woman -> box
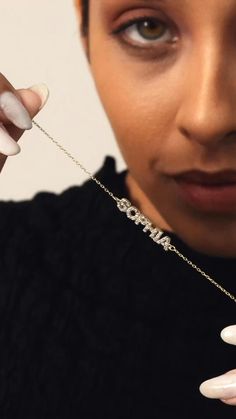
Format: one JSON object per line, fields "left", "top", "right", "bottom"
{"left": 1, "top": 0, "right": 236, "bottom": 417}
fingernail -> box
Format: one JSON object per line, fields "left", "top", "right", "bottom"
{"left": 199, "top": 374, "right": 236, "bottom": 399}
{"left": 28, "top": 83, "right": 49, "bottom": 111}
{"left": 221, "top": 325, "right": 236, "bottom": 345}
{"left": 0, "top": 123, "right": 20, "bottom": 156}
{"left": 0, "top": 91, "right": 32, "bottom": 130}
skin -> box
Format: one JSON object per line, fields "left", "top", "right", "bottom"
{"left": 0, "top": 73, "right": 42, "bottom": 171}
{"left": 75, "top": 0, "right": 236, "bottom": 258}
{"left": 75, "top": 0, "right": 236, "bottom": 406}
{"left": 212, "top": 369, "right": 236, "bottom": 406}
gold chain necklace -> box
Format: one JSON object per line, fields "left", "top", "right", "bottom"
{"left": 32, "top": 119, "right": 236, "bottom": 304}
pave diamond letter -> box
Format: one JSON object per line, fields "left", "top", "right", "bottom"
{"left": 116, "top": 196, "right": 172, "bottom": 251}
{"left": 134, "top": 214, "right": 150, "bottom": 226}
{"left": 126, "top": 206, "right": 140, "bottom": 221}
{"left": 117, "top": 198, "right": 131, "bottom": 212}
{"left": 157, "top": 236, "right": 171, "bottom": 251}
{"left": 152, "top": 230, "right": 164, "bottom": 242}
{"left": 143, "top": 222, "right": 161, "bottom": 238}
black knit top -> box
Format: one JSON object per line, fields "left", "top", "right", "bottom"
{"left": 1, "top": 155, "right": 236, "bottom": 418}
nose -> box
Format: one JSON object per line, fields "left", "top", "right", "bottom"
{"left": 175, "top": 40, "right": 236, "bottom": 147}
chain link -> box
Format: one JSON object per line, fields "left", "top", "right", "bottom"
{"left": 168, "top": 245, "right": 236, "bottom": 303}
{"left": 32, "top": 120, "right": 119, "bottom": 203}
{"left": 32, "top": 119, "right": 236, "bottom": 304}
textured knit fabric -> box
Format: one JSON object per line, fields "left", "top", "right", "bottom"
{"left": 0, "top": 155, "right": 236, "bottom": 419}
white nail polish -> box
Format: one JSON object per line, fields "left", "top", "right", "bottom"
{"left": 0, "top": 123, "right": 20, "bottom": 156}
{"left": 0, "top": 91, "right": 32, "bottom": 130}
{"left": 199, "top": 374, "right": 236, "bottom": 399}
{"left": 28, "top": 83, "right": 49, "bottom": 110}
{"left": 221, "top": 325, "right": 236, "bottom": 345}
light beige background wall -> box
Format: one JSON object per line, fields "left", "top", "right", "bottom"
{"left": 0, "top": 0, "right": 126, "bottom": 201}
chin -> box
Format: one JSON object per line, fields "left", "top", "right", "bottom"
{"left": 179, "top": 229, "right": 236, "bottom": 259}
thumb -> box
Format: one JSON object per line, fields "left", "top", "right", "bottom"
{"left": 18, "top": 83, "right": 49, "bottom": 116}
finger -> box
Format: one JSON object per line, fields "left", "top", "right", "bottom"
{"left": 0, "top": 122, "right": 21, "bottom": 156}
{"left": 0, "top": 91, "right": 32, "bottom": 130}
{"left": 220, "top": 370, "right": 236, "bottom": 406}
{"left": 0, "top": 72, "right": 32, "bottom": 129}
{"left": 199, "top": 370, "right": 236, "bottom": 402}
{"left": 220, "top": 396, "right": 236, "bottom": 406}
{"left": 199, "top": 327, "right": 236, "bottom": 405}
{"left": 4, "top": 87, "right": 48, "bottom": 142}
{"left": 221, "top": 325, "right": 236, "bottom": 345}
{"left": 0, "top": 84, "right": 49, "bottom": 156}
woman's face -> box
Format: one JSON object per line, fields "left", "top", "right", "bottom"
{"left": 79, "top": 0, "right": 236, "bottom": 257}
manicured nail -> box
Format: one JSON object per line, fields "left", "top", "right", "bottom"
{"left": 199, "top": 374, "right": 236, "bottom": 399}
{"left": 0, "top": 91, "right": 32, "bottom": 130}
{"left": 28, "top": 83, "right": 49, "bottom": 110}
{"left": 221, "top": 325, "right": 236, "bottom": 345}
{"left": 0, "top": 122, "right": 20, "bottom": 156}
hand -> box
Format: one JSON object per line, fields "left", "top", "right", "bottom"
{"left": 0, "top": 72, "right": 49, "bottom": 172}
{"left": 199, "top": 325, "right": 236, "bottom": 406}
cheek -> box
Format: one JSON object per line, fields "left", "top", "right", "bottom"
{"left": 91, "top": 53, "right": 178, "bottom": 174}
{"left": 89, "top": 30, "right": 185, "bottom": 209}
{"left": 94, "top": 69, "right": 178, "bottom": 215}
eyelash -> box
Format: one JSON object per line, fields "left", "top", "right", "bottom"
{"left": 111, "top": 15, "right": 177, "bottom": 50}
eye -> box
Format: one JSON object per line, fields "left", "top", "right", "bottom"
{"left": 113, "top": 17, "right": 175, "bottom": 47}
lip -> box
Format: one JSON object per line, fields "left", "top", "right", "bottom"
{"left": 173, "top": 169, "right": 236, "bottom": 185}
{"left": 175, "top": 177, "right": 236, "bottom": 213}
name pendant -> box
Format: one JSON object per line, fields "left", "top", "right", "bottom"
{"left": 117, "top": 198, "right": 171, "bottom": 251}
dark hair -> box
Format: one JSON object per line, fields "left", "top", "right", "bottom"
{"left": 81, "top": 0, "right": 89, "bottom": 36}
